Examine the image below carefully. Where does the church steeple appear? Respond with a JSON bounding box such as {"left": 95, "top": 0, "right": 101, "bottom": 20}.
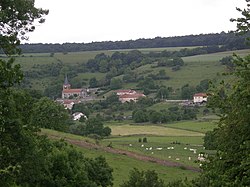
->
{"left": 63, "top": 74, "right": 71, "bottom": 90}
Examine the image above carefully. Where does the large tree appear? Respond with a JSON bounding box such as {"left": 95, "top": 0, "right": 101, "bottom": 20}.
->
{"left": 195, "top": 1, "right": 250, "bottom": 186}
{"left": 0, "top": 1, "right": 48, "bottom": 185}
{"left": 0, "top": 1, "right": 114, "bottom": 186}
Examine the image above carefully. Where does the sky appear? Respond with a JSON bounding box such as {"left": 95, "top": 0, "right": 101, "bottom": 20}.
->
{"left": 27, "top": 0, "right": 247, "bottom": 44}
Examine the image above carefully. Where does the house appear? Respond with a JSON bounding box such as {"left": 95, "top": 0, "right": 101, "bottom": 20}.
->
{"left": 72, "top": 112, "right": 87, "bottom": 121}
{"left": 62, "top": 75, "right": 87, "bottom": 99}
{"left": 115, "top": 89, "right": 137, "bottom": 96}
{"left": 62, "top": 99, "right": 80, "bottom": 110}
{"left": 193, "top": 93, "right": 208, "bottom": 103}
{"left": 119, "top": 93, "right": 145, "bottom": 103}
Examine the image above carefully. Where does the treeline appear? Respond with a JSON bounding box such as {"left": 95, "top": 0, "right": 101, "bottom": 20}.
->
{"left": 19, "top": 32, "right": 250, "bottom": 53}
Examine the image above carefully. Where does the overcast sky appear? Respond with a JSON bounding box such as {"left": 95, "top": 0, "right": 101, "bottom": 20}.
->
{"left": 27, "top": 0, "right": 246, "bottom": 44}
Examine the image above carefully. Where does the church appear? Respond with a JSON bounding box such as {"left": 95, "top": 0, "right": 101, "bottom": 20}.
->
{"left": 62, "top": 75, "right": 87, "bottom": 99}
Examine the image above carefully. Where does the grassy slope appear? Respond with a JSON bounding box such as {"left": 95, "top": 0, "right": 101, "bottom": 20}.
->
{"left": 41, "top": 120, "right": 217, "bottom": 186}
{"left": 41, "top": 128, "right": 199, "bottom": 186}
{"left": 13, "top": 48, "right": 250, "bottom": 92}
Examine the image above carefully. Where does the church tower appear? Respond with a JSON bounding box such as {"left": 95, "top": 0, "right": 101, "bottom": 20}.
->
{"left": 63, "top": 74, "right": 71, "bottom": 90}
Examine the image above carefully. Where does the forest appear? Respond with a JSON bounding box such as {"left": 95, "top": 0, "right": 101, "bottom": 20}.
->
{"left": 18, "top": 32, "right": 250, "bottom": 53}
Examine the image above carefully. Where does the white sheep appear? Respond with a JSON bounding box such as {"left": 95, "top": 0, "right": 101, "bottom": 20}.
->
{"left": 156, "top": 147, "right": 163, "bottom": 150}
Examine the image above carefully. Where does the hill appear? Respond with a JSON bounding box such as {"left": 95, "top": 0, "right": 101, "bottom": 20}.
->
{"left": 19, "top": 32, "right": 250, "bottom": 53}
{"left": 12, "top": 47, "right": 250, "bottom": 100}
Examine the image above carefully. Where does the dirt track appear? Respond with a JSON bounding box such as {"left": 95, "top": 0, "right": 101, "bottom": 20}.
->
{"left": 48, "top": 135, "right": 201, "bottom": 173}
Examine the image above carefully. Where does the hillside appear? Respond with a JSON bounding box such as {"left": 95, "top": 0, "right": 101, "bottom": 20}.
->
{"left": 12, "top": 47, "right": 250, "bottom": 100}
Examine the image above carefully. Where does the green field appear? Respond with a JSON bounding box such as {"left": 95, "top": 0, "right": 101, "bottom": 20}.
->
{"left": 109, "top": 124, "right": 204, "bottom": 136}
{"left": 41, "top": 119, "right": 217, "bottom": 186}
{"left": 76, "top": 144, "right": 198, "bottom": 187}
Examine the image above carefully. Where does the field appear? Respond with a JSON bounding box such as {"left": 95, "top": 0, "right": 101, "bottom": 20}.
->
{"left": 42, "top": 120, "right": 217, "bottom": 186}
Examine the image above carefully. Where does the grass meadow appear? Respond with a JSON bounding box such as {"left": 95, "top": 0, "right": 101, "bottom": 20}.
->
{"left": 41, "top": 119, "right": 217, "bottom": 186}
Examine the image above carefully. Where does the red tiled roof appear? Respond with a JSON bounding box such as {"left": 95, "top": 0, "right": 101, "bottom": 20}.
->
{"left": 194, "top": 93, "right": 207, "bottom": 97}
{"left": 62, "top": 89, "right": 82, "bottom": 93}
{"left": 115, "top": 89, "right": 134, "bottom": 93}
{"left": 63, "top": 100, "right": 80, "bottom": 104}
{"left": 119, "top": 94, "right": 145, "bottom": 99}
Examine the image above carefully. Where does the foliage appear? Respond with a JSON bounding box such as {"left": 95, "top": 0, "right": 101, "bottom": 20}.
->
{"left": 30, "top": 97, "right": 71, "bottom": 132}
{"left": 70, "top": 118, "right": 111, "bottom": 137}
{"left": 195, "top": 3, "right": 250, "bottom": 185}
{"left": 0, "top": 0, "right": 48, "bottom": 55}
{"left": 120, "top": 168, "right": 165, "bottom": 187}
{"left": 0, "top": 1, "right": 114, "bottom": 186}
{"left": 195, "top": 53, "right": 250, "bottom": 186}
{"left": 19, "top": 33, "right": 250, "bottom": 53}
{"left": 156, "top": 87, "right": 169, "bottom": 99}
{"left": 132, "top": 106, "right": 197, "bottom": 124}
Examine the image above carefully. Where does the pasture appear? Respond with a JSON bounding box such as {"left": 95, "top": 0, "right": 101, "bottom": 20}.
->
{"left": 102, "top": 120, "right": 216, "bottom": 167}
{"left": 41, "top": 119, "right": 217, "bottom": 186}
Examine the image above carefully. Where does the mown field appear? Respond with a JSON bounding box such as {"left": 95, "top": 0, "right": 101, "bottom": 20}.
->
{"left": 42, "top": 120, "right": 217, "bottom": 186}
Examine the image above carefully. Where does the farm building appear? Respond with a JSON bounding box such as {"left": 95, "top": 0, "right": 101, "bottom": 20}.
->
{"left": 115, "top": 89, "right": 137, "bottom": 96}
{"left": 193, "top": 93, "right": 208, "bottom": 103}
{"left": 118, "top": 93, "right": 145, "bottom": 103}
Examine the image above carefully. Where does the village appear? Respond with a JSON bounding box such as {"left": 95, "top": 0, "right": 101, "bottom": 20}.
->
{"left": 57, "top": 76, "right": 208, "bottom": 121}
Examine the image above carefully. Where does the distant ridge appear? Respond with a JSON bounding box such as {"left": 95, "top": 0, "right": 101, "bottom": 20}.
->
{"left": 20, "top": 32, "right": 250, "bottom": 53}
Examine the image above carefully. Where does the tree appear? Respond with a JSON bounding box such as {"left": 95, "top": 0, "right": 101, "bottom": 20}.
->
{"left": 195, "top": 2, "right": 250, "bottom": 183}
{"left": 85, "top": 118, "right": 111, "bottom": 137}
{"left": 181, "top": 84, "right": 196, "bottom": 99}
{"left": 30, "top": 97, "right": 71, "bottom": 132}
{"left": 120, "top": 168, "right": 165, "bottom": 187}
{"left": 89, "top": 77, "right": 98, "bottom": 88}
{"left": 110, "top": 78, "right": 123, "bottom": 90}
{"left": 156, "top": 87, "right": 169, "bottom": 100}
{"left": 0, "top": 1, "right": 48, "bottom": 185}
{"left": 132, "top": 110, "right": 148, "bottom": 123}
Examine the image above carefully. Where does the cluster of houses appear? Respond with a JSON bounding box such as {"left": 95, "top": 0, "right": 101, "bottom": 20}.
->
{"left": 58, "top": 75, "right": 208, "bottom": 121}
{"left": 114, "top": 89, "right": 146, "bottom": 103}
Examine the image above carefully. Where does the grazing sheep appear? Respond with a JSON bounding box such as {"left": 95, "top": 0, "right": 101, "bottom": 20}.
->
{"left": 184, "top": 147, "right": 187, "bottom": 150}
{"left": 129, "top": 144, "right": 132, "bottom": 147}
{"left": 188, "top": 157, "right": 191, "bottom": 161}
{"left": 156, "top": 148, "right": 163, "bottom": 150}
{"left": 176, "top": 158, "right": 180, "bottom": 161}
{"left": 141, "top": 144, "right": 144, "bottom": 147}
{"left": 145, "top": 148, "right": 148, "bottom": 150}
{"left": 151, "top": 152, "right": 154, "bottom": 154}
{"left": 168, "top": 156, "right": 171, "bottom": 158}
{"left": 190, "top": 148, "right": 197, "bottom": 154}
{"left": 149, "top": 147, "right": 152, "bottom": 150}
{"left": 198, "top": 156, "right": 205, "bottom": 161}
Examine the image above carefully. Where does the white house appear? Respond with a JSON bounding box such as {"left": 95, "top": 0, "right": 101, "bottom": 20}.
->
{"left": 62, "top": 100, "right": 80, "bottom": 110}
{"left": 193, "top": 93, "right": 208, "bottom": 103}
{"left": 72, "top": 112, "right": 87, "bottom": 121}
